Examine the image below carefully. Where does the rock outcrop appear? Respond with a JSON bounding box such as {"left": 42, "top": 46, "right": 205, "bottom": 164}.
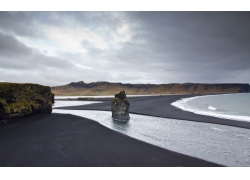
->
{"left": 0, "top": 82, "right": 54, "bottom": 123}
{"left": 111, "top": 90, "right": 130, "bottom": 121}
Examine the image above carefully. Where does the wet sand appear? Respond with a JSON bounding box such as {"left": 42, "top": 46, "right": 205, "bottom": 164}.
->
{"left": 55, "top": 94, "right": 250, "bottom": 129}
{"left": 0, "top": 113, "right": 221, "bottom": 166}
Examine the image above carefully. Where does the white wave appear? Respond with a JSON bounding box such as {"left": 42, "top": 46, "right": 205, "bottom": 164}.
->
{"left": 171, "top": 95, "right": 250, "bottom": 122}
{"left": 208, "top": 105, "right": 217, "bottom": 110}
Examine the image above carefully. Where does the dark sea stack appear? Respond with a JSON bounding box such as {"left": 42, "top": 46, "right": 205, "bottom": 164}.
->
{"left": 111, "top": 90, "right": 130, "bottom": 121}
{"left": 0, "top": 82, "right": 54, "bottom": 122}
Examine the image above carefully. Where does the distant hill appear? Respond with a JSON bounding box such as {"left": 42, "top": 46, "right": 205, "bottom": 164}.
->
{"left": 51, "top": 81, "right": 250, "bottom": 96}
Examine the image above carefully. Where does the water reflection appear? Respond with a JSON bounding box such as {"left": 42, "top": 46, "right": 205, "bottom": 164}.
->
{"left": 111, "top": 119, "right": 130, "bottom": 132}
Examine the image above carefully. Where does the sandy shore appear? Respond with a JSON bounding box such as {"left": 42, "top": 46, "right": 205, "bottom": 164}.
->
{"left": 56, "top": 94, "right": 250, "bottom": 129}
{"left": 0, "top": 113, "right": 221, "bottom": 167}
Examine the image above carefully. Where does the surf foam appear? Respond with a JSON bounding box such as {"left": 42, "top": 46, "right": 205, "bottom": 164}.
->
{"left": 171, "top": 94, "right": 250, "bottom": 122}
{"left": 208, "top": 105, "right": 217, "bottom": 110}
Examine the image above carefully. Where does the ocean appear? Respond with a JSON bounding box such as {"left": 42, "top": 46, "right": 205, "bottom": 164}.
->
{"left": 53, "top": 93, "right": 250, "bottom": 166}
{"left": 171, "top": 93, "right": 250, "bottom": 122}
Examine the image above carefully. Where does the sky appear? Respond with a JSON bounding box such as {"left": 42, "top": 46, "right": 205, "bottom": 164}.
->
{"left": 0, "top": 11, "right": 250, "bottom": 86}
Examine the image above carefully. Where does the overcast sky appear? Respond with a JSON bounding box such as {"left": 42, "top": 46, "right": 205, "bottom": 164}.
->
{"left": 0, "top": 11, "right": 250, "bottom": 86}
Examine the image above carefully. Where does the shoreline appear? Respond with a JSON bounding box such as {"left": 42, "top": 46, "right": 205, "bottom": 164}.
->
{"left": 54, "top": 94, "right": 250, "bottom": 129}
{"left": 0, "top": 113, "right": 222, "bottom": 167}
{"left": 2, "top": 94, "right": 248, "bottom": 166}
{"left": 171, "top": 93, "right": 250, "bottom": 122}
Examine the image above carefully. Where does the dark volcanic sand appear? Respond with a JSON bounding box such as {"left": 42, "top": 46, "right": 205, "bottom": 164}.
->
{"left": 55, "top": 94, "right": 250, "bottom": 129}
{"left": 0, "top": 113, "right": 221, "bottom": 167}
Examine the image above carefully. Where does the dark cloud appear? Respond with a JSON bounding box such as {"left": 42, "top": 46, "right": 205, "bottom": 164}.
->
{"left": 0, "top": 12, "right": 250, "bottom": 86}
{"left": 0, "top": 12, "right": 44, "bottom": 37}
{"left": 0, "top": 32, "right": 31, "bottom": 56}
{"left": 0, "top": 12, "right": 129, "bottom": 38}
{"left": 126, "top": 12, "right": 250, "bottom": 81}
{"left": 0, "top": 32, "right": 73, "bottom": 70}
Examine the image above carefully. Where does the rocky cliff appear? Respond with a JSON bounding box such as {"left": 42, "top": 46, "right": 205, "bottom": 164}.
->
{"left": 51, "top": 81, "right": 250, "bottom": 96}
{"left": 0, "top": 82, "right": 54, "bottom": 123}
{"left": 111, "top": 90, "right": 130, "bottom": 121}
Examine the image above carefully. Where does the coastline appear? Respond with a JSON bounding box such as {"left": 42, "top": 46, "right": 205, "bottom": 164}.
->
{"left": 2, "top": 94, "right": 248, "bottom": 166}
{"left": 54, "top": 94, "right": 250, "bottom": 129}
{"left": 0, "top": 113, "right": 222, "bottom": 167}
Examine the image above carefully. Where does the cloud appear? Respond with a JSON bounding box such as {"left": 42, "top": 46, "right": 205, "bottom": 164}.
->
{"left": 111, "top": 23, "right": 133, "bottom": 43}
{"left": 44, "top": 26, "right": 109, "bottom": 52}
{"left": 0, "top": 32, "right": 73, "bottom": 69}
{"left": 0, "top": 12, "right": 250, "bottom": 86}
{"left": 0, "top": 32, "right": 31, "bottom": 57}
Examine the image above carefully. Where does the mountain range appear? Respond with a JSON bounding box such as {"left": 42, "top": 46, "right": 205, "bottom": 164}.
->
{"left": 51, "top": 81, "right": 250, "bottom": 96}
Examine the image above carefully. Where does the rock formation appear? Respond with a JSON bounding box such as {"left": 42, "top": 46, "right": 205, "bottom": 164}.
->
{"left": 111, "top": 90, "right": 130, "bottom": 121}
{"left": 0, "top": 82, "right": 54, "bottom": 123}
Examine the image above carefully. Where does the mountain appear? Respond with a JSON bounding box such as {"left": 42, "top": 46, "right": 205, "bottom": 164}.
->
{"left": 51, "top": 81, "right": 250, "bottom": 96}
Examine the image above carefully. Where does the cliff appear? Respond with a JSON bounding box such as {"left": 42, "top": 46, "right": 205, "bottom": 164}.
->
{"left": 51, "top": 81, "right": 250, "bottom": 96}
{"left": 0, "top": 82, "right": 54, "bottom": 123}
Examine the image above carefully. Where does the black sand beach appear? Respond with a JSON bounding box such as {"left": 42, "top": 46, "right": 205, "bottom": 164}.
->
{"left": 3, "top": 94, "right": 250, "bottom": 166}
{"left": 0, "top": 113, "right": 221, "bottom": 167}
{"left": 56, "top": 94, "right": 250, "bottom": 129}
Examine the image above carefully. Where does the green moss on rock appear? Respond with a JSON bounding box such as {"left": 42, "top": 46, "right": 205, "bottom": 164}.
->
{"left": 0, "top": 82, "right": 54, "bottom": 121}
{"left": 114, "top": 90, "right": 127, "bottom": 100}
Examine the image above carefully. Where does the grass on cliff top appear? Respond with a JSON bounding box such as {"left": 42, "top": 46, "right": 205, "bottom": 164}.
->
{"left": 0, "top": 82, "right": 54, "bottom": 117}
{"left": 0, "top": 82, "right": 51, "bottom": 93}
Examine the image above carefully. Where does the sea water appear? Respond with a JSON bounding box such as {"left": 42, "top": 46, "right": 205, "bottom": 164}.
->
{"left": 53, "top": 100, "right": 250, "bottom": 167}
{"left": 171, "top": 93, "right": 250, "bottom": 122}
